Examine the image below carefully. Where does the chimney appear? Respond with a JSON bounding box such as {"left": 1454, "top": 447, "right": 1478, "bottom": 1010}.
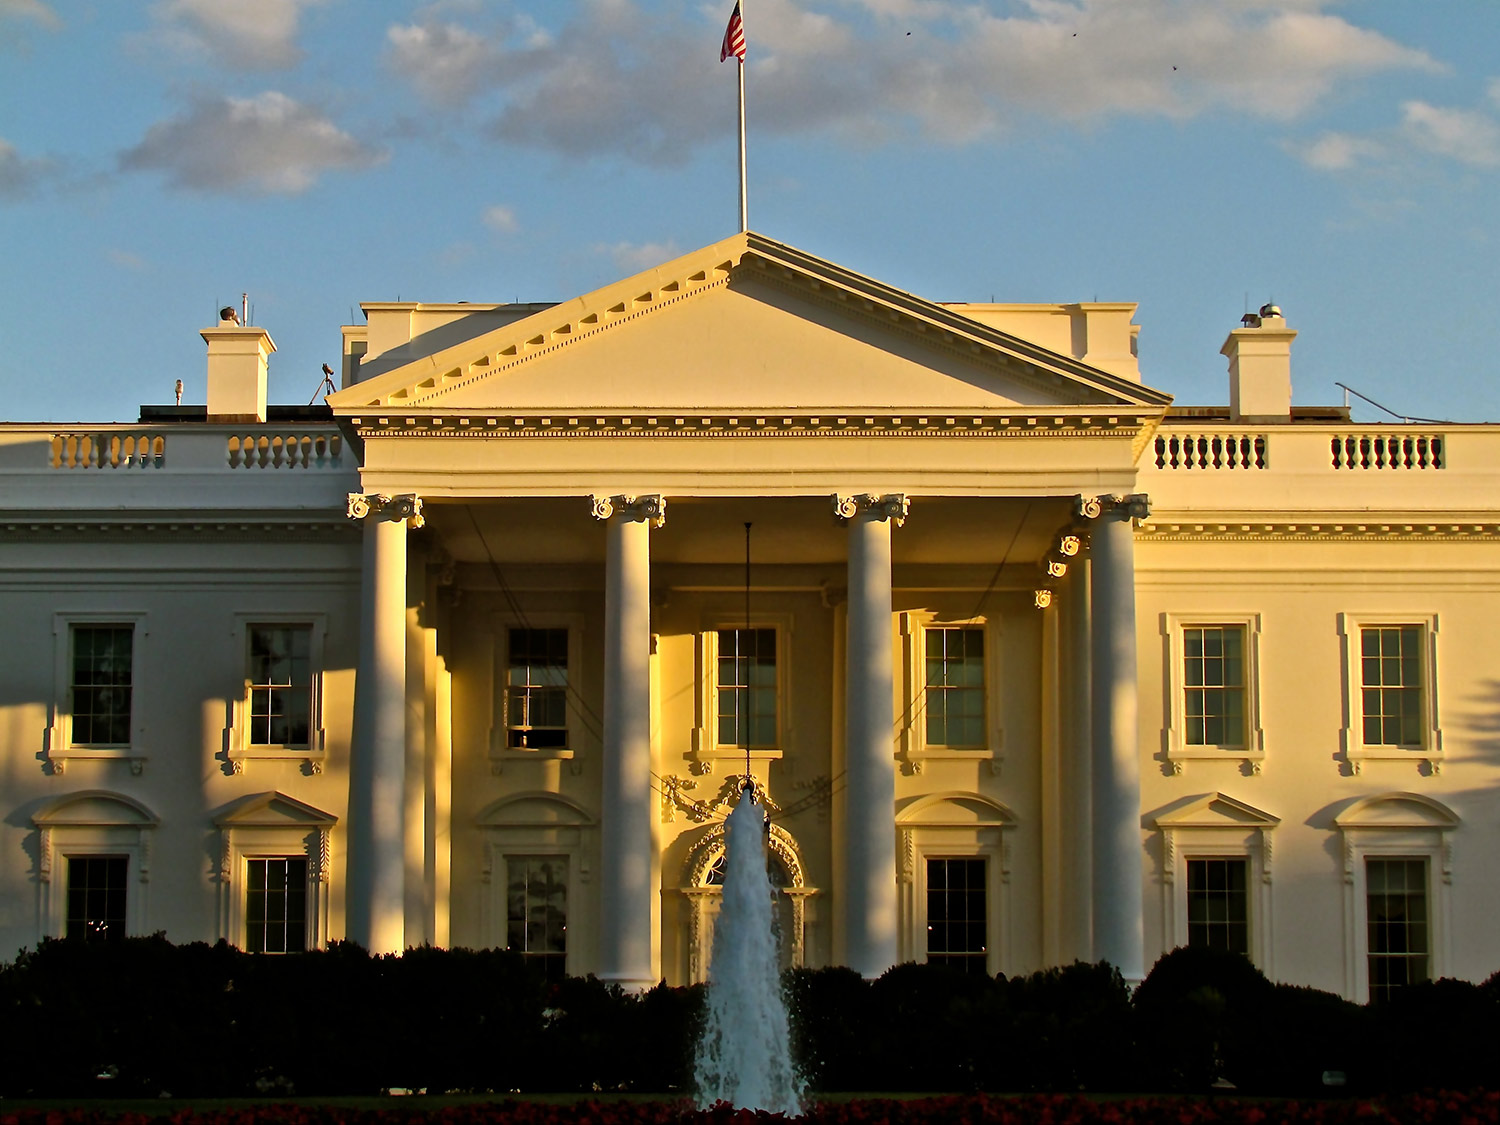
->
{"left": 1222, "top": 303, "right": 1295, "bottom": 422}
{"left": 202, "top": 306, "right": 274, "bottom": 423}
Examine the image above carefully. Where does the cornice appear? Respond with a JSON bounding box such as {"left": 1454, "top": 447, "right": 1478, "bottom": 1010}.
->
{"left": 0, "top": 516, "right": 357, "bottom": 541}
{"left": 1137, "top": 518, "right": 1500, "bottom": 542}
{"left": 342, "top": 411, "right": 1153, "bottom": 440}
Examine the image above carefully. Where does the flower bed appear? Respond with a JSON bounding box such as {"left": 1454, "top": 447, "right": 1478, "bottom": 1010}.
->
{"left": 4, "top": 1092, "right": 1500, "bottom": 1125}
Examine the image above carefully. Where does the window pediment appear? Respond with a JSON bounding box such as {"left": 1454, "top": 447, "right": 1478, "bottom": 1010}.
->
{"left": 212, "top": 791, "right": 337, "bottom": 829}
{"left": 33, "top": 790, "right": 159, "bottom": 828}
{"left": 1151, "top": 792, "right": 1280, "bottom": 831}
{"left": 896, "top": 792, "right": 1016, "bottom": 828}
{"left": 477, "top": 791, "right": 595, "bottom": 828}
{"left": 1334, "top": 791, "right": 1460, "bottom": 830}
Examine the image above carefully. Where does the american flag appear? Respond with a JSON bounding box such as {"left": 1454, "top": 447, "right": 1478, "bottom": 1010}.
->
{"left": 720, "top": 2, "right": 745, "bottom": 62}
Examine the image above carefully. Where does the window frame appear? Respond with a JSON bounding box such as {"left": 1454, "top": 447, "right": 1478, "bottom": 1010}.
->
{"left": 924, "top": 855, "right": 992, "bottom": 973}
{"left": 227, "top": 613, "right": 327, "bottom": 773}
{"left": 1338, "top": 614, "right": 1442, "bottom": 773}
{"left": 1364, "top": 855, "right": 1432, "bottom": 1002}
{"left": 503, "top": 854, "right": 571, "bottom": 980}
{"left": 32, "top": 790, "right": 158, "bottom": 942}
{"left": 213, "top": 790, "right": 335, "bottom": 952}
{"left": 47, "top": 612, "right": 149, "bottom": 774}
{"left": 488, "top": 614, "right": 586, "bottom": 773}
{"left": 1334, "top": 792, "right": 1456, "bottom": 1003}
{"left": 899, "top": 612, "right": 1001, "bottom": 772}
{"left": 896, "top": 793, "right": 1013, "bottom": 976}
{"left": 1161, "top": 613, "right": 1264, "bottom": 773}
{"left": 692, "top": 612, "right": 793, "bottom": 772}
{"left": 1154, "top": 791, "right": 1278, "bottom": 973}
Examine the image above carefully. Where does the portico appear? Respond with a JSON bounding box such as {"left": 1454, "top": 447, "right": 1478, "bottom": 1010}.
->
{"left": 327, "top": 232, "right": 1169, "bottom": 981}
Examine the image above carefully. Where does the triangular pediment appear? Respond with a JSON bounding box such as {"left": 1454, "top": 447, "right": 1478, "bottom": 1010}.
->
{"left": 1334, "top": 792, "right": 1459, "bottom": 830}
{"left": 213, "top": 791, "right": 338, "bottom": 828}
{"left": 330, "top": 232, "right": 1171, "bottom": 418}
{"left": 1153, "top": 792, "right": 1280, "bottom": 830}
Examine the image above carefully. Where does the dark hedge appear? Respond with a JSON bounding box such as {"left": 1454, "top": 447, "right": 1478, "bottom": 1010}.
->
{"left": 1, "top": 936, "right": 1496, "bottom": 1098}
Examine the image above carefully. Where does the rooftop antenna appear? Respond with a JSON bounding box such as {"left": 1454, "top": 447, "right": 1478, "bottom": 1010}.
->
{"left": 1332, "top": 382, "right": 1452, "bottom": 426}
{"left": 241, "top": 293, "right": 248, "bottom": 326}
{"left": 174, "top": 379, "right": 183, "bottom": 406}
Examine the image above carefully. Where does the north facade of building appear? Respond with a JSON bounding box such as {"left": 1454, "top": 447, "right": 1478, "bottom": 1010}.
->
{"left": 3, "top": 231, "right": 1497, "bottom": 1002}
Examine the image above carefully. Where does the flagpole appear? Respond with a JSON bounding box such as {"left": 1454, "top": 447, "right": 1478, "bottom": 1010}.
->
{"left": 737, "top": 11, "right": 748, "bottom": 232}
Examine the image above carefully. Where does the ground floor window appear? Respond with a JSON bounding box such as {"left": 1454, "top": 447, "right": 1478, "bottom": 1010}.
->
{"left": 245, "top": 857, "right": 308, "bottom": 954}
{"left": 926, "top": 857, "right": 987, "bottom": 974}
{"left": 66, "top": 855, "right": 127, "bottom": 941}
{"left": 1186, "top": 857, "right": 1249, "bottom": 954}
{"left": 507, "top": 856, "right": 567, "bottom": 980}
{"left": 1367, "top": 857, "right": 1429, "bottom": 1002}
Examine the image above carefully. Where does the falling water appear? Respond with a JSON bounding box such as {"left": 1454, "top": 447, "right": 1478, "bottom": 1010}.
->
{"left": 694, "top": 789, "right": 805, "bottom": 1115}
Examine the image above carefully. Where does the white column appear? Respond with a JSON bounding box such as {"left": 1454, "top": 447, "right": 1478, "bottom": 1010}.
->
{"left": 1062, "top": 551, "right": 1094, "bottom": 964}
{"left": 837, "top": 492, "right": 907, "bottom": 979}
{"left": 346, "top": 492, "right": 422, "bottom": 954}
{"left": 1084, "top": 493, "right": 1147, "bottom": 983}
{"left": 594, "top": 493, "right": 665, "bottom": 990}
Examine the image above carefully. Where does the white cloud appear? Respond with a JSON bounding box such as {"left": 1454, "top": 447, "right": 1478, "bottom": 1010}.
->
{"left": 482, "top": 204, "right": 519, "bottom": 233}
{"left": 119, "top": 92, "right": 385, "bottom": 195}
{"left": 386, "top": 22, "right": 502, "bottom": 105}
{"left": 382, "top": 0, "right": 1438, "bottom": 165}
{"left": 1292, "top": 131, "right": 1386, "bottom": 171}
{"left": 598, "top": 240, "right": 682, "bottom": 274}
{"left": 1401, "top": 100, "right": 1500, "bottom": 166}
{"left": 0, "top": 0, "right": 59, "bottom": 29}
{"left": 150, "top": 0, "right": 326, "bottom": 70}
{"left": 0, "top": 137, "right": 57, "bottom": 200}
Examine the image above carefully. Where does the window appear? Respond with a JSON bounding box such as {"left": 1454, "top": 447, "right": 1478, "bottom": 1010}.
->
{"left": 507, "top": 628, "right": 569, "bottom": 749}
{"left": 691, "top": 617, "right": 790, "bottom": 770}
{"left": 48, "top": 614, "right": 147, "bottom": 770}
{"left": 717, "top": 627, "right": 776, "bottom": 749}
{"left": 1338, "top": 615, "right": 1441, "bottom": 770}
{"left": 1183, "top": 626, "right": 1245, "bottom": 747}
{"left": 1361, "top": 626, "right": 1422, "bottom": 747}
{"left": 899, "top": 613, "right": 998, "bottom": 767}
{"left": 1186, "top": 858, "right": 1249, "bottom": 954}
{"left": 1334, "top": 793, "right": 1455, "bottom": 1002}
{"left": 245, "top": 858, "right": 308, "bottom": 954}
{"left": 1366, "top": 858, "right": 1429, "bottom": 1002}
{"left": 70, "top": 626, "right": 133, "bottom": 746}
{"left": 1162, "top": 614, "right": 1263, "bottom": 772}
{"left": 926, "top": 857, "right": 988, "bottom": 974}
{"left": 228, "top": 615, "right": 326, "bottom": 771}
{"left": 248, "top": 625, "right": 312, "bottom": 747}
{"left": 506, "top": 856, "right": 567, "bottom": 980}
{"left": 924, "top": 628, "right": 985, "bottom": 748}
{"left": 66, "top": 856, "right": 128, "bottom": 941}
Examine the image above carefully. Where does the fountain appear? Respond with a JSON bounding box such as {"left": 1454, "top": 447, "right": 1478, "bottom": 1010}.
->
{"left": 694, "top": 784, "right": 805, "bottom": 1115}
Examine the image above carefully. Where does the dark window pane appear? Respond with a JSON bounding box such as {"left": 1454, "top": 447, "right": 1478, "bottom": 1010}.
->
{"left": 248, "top": 625, "right": 314, "bottom": 747}
{"left": 71, "top": 626, "right": 134, "bottom": 746}
{"left": 507, "top": 628, "right": 570, "bottom": 750}
{"left": 717, "top": 629, "right": 777, "bottom": 748}
{"left": 1367, "top": 857, "right": 1429, "bottom": 1002}
{"left": 926, "top": 857, "right": 987, "bottom": 974}
{"left": 65, "top": 856, "right": 128, "bottom": 941}
{"left": 1186, "top": 858, "right": 1249, "bottom": 955}
{"left": 507, "top": 856, "right": 568, "bottom": 981}
{"left": 245, "top": 857, "right": 308, "bottom": 954}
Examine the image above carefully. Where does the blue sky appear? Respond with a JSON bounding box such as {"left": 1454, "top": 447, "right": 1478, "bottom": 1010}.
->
{"left": 3, "top": 0, "right": 1499, "bottom": 423}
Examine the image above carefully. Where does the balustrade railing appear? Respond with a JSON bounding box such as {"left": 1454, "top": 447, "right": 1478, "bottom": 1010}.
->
{"left": 50, "top": 432, "right": 165, "bottom": 469}
{"left": 1329, "top": 433, "right": 1443, "bottom": 470}
{"left": 1154, "top": 432, "right": 1267, "bottom": 470}
{"left": 226, "top": 432, "right": 343, "bottom": 469}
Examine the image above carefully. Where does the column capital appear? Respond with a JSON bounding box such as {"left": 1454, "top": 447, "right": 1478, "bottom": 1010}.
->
{"left": 833, "top": 492, "right": 909, "bottom": 527}
{"left": 591, "top": 493, "right": 666, "bottom": 528}
{"left": 347, "top": 492, "right": 425, "bottom": 528}
{"left": 1074, "top": 493, "right": 1150, "bottom": 521}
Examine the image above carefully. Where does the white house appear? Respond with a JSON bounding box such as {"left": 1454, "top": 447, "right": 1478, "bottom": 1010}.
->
{"left": 2, "top": 231, "right": 1496, "bottom": 1003}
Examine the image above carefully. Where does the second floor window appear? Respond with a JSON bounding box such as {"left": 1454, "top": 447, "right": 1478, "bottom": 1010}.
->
{"left": 924, "top": 627, "right": 985, "bottom": 749}
{"left": 507, "top": 628, "right": 568, "bottom": 749}
{"left": 1361, "top": 626, "right": 1423, "bottom": 747}
{"left": 717, "top": 628, "right": 777, "bottom": 748}
{"left": 1183, "top": 626, "right": 1245, "bottom": 746}
{"left": 249, "top": 625, "right": 312, "bottom": 747}
{"left": 71, "top": 625, "right": 133, "bottom": 746}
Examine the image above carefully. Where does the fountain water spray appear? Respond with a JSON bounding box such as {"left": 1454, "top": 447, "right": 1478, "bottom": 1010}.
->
{"left": 694, "top": 784, "right": 805, "bottom": 1115}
